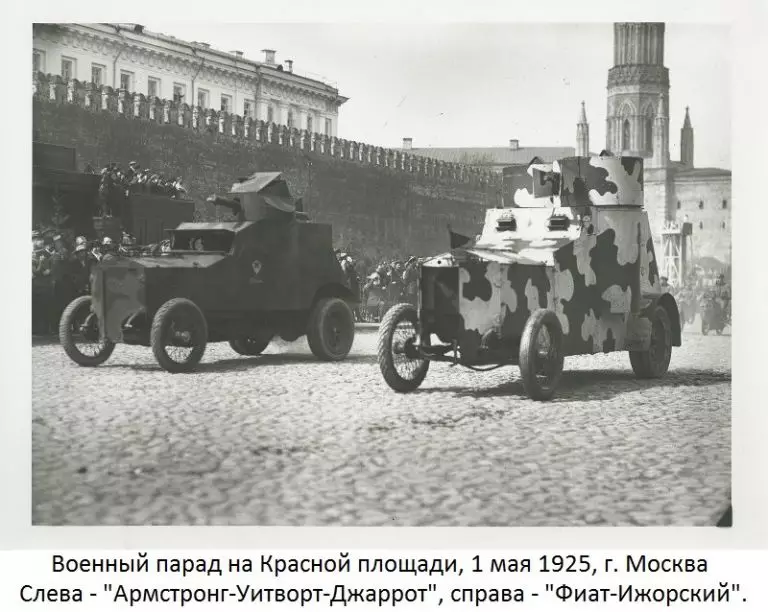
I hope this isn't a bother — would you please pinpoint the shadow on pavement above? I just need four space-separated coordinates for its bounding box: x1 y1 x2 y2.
412 367 731 402
99 352 377 373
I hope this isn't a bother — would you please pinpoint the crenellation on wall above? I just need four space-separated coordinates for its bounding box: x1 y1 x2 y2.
33 71 505 259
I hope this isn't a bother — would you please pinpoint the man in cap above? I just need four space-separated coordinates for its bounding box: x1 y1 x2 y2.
402 256 419 305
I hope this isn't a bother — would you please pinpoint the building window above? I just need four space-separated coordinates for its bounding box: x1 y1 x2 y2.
120 71 133 91
698 200 704 209
220 95 232 113
173 83 185 103
721 222 726 230
197 89 209 109
287 109 294 129
147 77 160 98
307 115 313 133
622 119 631 151
699 222 704 230
243 100 253 119
325 117 332 136
645 117 653 151
61 57 75 81
676 201 681 210
91 64 105 87
33 49 45 73
722 199 728 209
267 105 274 123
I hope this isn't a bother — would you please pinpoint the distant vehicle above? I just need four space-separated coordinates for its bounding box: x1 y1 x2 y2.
377 154 681 400
60 172 357 372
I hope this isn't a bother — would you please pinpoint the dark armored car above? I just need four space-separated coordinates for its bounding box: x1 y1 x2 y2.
377 154 681 400
60 172 357 372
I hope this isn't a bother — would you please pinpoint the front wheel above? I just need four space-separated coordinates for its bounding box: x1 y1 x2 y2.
377 303 430 393
59 295 115 366
519 309 564 401
629 305 673 378
306 297 355 361
701 317 709 336
150 298 208 373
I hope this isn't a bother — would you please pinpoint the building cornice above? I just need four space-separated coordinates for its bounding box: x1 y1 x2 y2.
34 23 345 103
607 65 669 89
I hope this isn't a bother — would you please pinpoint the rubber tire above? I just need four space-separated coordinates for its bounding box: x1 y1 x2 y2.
229 333 272 356
629 305 673 378
59 295 115 367
150 298 208 373
306 297 355 361
377 303 430 393
519 309 565 401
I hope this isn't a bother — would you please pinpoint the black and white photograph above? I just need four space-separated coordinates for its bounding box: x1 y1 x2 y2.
30 20 732 527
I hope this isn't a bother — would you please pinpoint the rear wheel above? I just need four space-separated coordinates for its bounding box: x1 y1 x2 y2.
630 305 672 378
59 295 115 366
519 309 564 401
377 303 430 392
150 298 208 373
306 298 355 361
229 332 272 356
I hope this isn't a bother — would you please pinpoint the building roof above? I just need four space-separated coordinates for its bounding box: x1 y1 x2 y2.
404 146 576 166
675 167 731 179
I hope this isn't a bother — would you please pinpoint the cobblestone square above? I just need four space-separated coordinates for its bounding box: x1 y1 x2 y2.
32 325 730 526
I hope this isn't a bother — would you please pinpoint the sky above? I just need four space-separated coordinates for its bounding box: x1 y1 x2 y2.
144 22 730 169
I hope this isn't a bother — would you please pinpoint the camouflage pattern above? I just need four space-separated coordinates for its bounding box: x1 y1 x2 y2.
422 155 679 363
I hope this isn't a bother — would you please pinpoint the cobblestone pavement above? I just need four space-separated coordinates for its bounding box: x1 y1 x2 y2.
32 322 731 526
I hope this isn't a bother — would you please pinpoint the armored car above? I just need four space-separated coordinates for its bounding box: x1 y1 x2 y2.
377 154 681 400
60 172 357 372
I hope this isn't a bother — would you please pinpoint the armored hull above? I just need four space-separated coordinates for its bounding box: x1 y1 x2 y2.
378 155 681 400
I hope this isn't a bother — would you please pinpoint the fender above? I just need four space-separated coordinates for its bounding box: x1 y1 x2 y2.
644 293 682 347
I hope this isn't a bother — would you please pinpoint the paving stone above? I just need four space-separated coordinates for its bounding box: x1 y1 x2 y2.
32 330 731 525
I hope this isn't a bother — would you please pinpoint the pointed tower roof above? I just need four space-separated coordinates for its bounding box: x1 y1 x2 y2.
683 106 692 128
578 101 588 124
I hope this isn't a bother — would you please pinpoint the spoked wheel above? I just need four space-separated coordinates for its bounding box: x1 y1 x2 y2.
630 305 673 378
519 309 564 401
378 303 430 393
307 297 355 361
229 332 272 356
59 295 115 366
150 298 208 373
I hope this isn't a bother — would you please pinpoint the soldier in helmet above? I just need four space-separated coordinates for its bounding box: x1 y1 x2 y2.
72 237 97 295
340 254 361 321
100 236 119 262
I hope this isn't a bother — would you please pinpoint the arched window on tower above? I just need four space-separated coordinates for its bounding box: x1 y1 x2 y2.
622 119 631 151
645 117 653 151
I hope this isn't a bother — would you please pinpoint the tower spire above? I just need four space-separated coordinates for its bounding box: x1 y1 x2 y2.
651 94 669 168
576 101 589 157
681 106 694 167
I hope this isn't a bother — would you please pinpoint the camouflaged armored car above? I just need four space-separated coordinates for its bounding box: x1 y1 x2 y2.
377 154 681 400
59 172 357 373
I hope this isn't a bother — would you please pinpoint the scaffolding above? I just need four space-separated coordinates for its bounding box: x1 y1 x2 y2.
659 220 693 287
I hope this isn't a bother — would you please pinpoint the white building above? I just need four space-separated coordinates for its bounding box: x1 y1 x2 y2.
32 23 347 136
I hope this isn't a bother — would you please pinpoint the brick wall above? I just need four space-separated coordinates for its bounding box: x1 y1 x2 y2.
33 74 501 261
672 176 731 263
